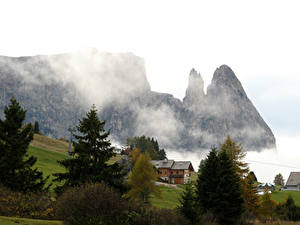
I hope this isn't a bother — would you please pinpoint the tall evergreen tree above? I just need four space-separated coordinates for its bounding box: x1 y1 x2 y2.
220 135 249 178
54 105 124 194
195 148 220 215
216 150 244 224
0 98 48 193
195 148 244 224
34 121 40 134
178 182 198 224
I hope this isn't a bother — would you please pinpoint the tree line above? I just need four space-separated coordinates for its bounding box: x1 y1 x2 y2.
1 97 300 225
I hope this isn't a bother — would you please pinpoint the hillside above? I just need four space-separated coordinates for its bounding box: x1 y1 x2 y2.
31 134 69 155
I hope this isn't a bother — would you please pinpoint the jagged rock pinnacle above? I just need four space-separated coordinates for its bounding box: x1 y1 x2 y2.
183 68 205 110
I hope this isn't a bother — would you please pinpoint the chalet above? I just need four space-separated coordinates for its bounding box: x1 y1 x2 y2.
151 159 194 184
284 172 300 190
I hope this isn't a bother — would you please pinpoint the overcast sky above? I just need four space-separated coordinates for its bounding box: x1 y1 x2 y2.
1 0 300 181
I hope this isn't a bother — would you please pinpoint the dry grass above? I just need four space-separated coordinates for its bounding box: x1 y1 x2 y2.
30 134 70 155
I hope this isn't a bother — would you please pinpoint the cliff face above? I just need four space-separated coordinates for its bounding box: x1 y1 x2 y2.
0 51 276 151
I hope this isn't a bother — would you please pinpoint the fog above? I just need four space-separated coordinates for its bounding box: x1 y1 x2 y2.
167 135 300 184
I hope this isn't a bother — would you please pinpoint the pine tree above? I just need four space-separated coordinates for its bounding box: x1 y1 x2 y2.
126 153 160 203
195 148 220 214
34 121 40 134
220 136 260 214
243 172 260 214
54 105 124 194
178 182 198 224
220 135 249 178
0 98 48 193
215 150 244 224
195 148 244 224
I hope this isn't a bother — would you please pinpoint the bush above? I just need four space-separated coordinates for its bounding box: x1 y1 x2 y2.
55 183 188 225
0 185 54 219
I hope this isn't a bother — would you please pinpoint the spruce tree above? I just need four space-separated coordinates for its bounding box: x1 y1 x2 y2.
54 105 124 194
215 150 244 224
178 182 198 224
195 148 220 215
0 98 48 193
34 121 40 134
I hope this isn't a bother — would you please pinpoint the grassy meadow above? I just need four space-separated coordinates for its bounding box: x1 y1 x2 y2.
0 216 62 225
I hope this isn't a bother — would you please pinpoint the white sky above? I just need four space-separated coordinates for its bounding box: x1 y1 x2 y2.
1 0 300 182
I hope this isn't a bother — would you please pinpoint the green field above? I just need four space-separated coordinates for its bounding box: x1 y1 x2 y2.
0 216 62 225
27 146 66 188
271 191 300 205
150 186 183 209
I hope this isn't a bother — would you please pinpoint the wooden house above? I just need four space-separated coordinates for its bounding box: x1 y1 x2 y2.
151 159 194 184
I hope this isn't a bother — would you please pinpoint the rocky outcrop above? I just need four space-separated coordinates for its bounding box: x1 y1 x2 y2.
0 51 276 151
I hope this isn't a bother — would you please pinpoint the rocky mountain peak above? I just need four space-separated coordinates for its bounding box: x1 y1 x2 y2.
183 68 205 110
207 65 247 99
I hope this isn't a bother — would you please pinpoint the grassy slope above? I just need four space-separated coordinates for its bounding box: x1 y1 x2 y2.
27 146 66 187
0 216 62 225
150 186 183 209
271 191 300 205
30 134 69 155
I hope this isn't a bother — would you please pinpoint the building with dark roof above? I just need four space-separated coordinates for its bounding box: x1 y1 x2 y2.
151 159 194 184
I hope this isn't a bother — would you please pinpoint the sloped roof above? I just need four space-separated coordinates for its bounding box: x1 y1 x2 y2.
172 161 193 170
151 160 174 168
151 160 193 171
286 172 300 186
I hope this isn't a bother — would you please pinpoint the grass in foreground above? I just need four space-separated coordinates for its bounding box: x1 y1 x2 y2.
0 216 62 225
150 186 183 209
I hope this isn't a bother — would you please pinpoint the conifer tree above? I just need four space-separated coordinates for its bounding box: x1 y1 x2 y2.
215 150 244 224
195 148 244 224
34 121 40 134
220 135 249 178
243 173 260 214
178 182 198 224
195 148 220 214
0 98 48 193
54 105 124 194
126 153 160 203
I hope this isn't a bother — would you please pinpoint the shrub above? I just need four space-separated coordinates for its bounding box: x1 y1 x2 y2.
55 183 188 225
0 185 54 219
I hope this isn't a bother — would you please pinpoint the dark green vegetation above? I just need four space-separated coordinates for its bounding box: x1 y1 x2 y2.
126 136 166 160
55 183 188 225
53 105 125 195
0 98 48 193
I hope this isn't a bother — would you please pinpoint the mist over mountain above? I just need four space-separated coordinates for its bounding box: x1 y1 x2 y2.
0 50 276 151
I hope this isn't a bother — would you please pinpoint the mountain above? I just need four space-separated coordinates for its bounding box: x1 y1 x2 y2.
0 50 276 151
